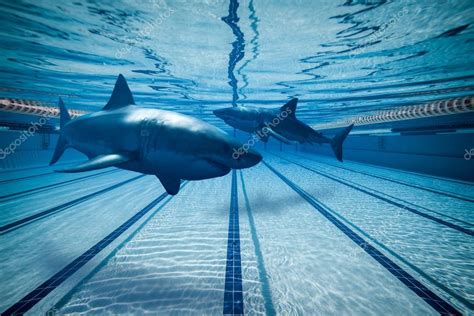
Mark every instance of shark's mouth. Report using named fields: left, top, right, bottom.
left=204, top=158, right=231, bottom=174
left=222, top=117, right=235, bottom=124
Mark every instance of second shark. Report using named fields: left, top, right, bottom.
left=214, top=98, right=354, bottom=161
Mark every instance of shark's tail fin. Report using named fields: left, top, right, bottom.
left=50, top=98, right=70, bottom=165
left=330, top=124, right=354, bottom=162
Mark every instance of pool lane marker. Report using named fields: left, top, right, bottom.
left=0, top=174, right=146, bottom=235
left=263, top=161, right=461, bottom=316
left=275, top=154, right=474, bottom=236
left=329, top=154, right=474, bottom=187
left=223, top=170, right=244, bottom=315
left=274, top=155, right=474, bottom=310
left=0, top=171, right=54, bottom=184
left=50, top=182, right=190, bottom=313
left=239, top=170, right=276, bottom=315
left=0, top=161, right=78, bottom=180
left=289, top=152, right=474, bottom=203
left=1, top=182, right=186, bottom=316
left=0, top=169, right=120, bottom=201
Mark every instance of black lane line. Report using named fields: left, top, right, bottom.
left=0, top=162, right=81, bottom=184
left=0, top=175, right=146, bottom=234
left=0, top=161, right=77, bottom=175
left=239, top=171, right=275, bottom=315
left=223, top=170, right=244, bottom=315
left=348, top=157, right=474, bottom=186
left=279, top=153, right=474, bottom=229
left=49, top=182, right=189, bottom=314
left=1, top=186, right=178, bottom=316
left=299, top=152, right=473, bottom=187
left=276, top=155, right=474, bottom=236
left=0, top=171, right=54, bottom=184
left=0, top=165, right=48, bottom=174
left=0, top=169, right=120, bottom=201
left=263, top=161, right=461, bottom=316
left=290, top=152, right=474, bottom=203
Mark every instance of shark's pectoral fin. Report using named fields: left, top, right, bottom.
left=55, top=153, right=130, bottom=173
left=262, top=126, right=292, bottom=144
left=156, top=173, right=181, bottom=195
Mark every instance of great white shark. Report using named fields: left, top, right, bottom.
left=50, top=74, right=262, bottom=195
left=213, top=98, right=354, bottom=161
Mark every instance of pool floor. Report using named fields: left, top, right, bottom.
left=0, top=152, right=473, bottom=315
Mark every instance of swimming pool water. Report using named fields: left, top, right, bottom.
left=0, top=152, right=472, bottom=314
left=0, top=0, right=473, bottom=315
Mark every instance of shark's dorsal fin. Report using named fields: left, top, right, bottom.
left=55, top=153, right=130, bottom=173
left=156, top=173, right=181, bottom=195
left=103, top=74, right=135, bottom=111
left=280, top=98, right=298, bottom=118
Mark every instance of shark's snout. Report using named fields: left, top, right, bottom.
left=243, top=149, right=262, bottom=167
left=213, top=108, right=232, bottom=120
left=232, top=147, right=262, bottom=169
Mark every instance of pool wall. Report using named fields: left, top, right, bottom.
left=1, top=107, right=473, bottom=181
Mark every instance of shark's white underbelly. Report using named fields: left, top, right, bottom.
left=122, top=149, right=230, bottom=181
